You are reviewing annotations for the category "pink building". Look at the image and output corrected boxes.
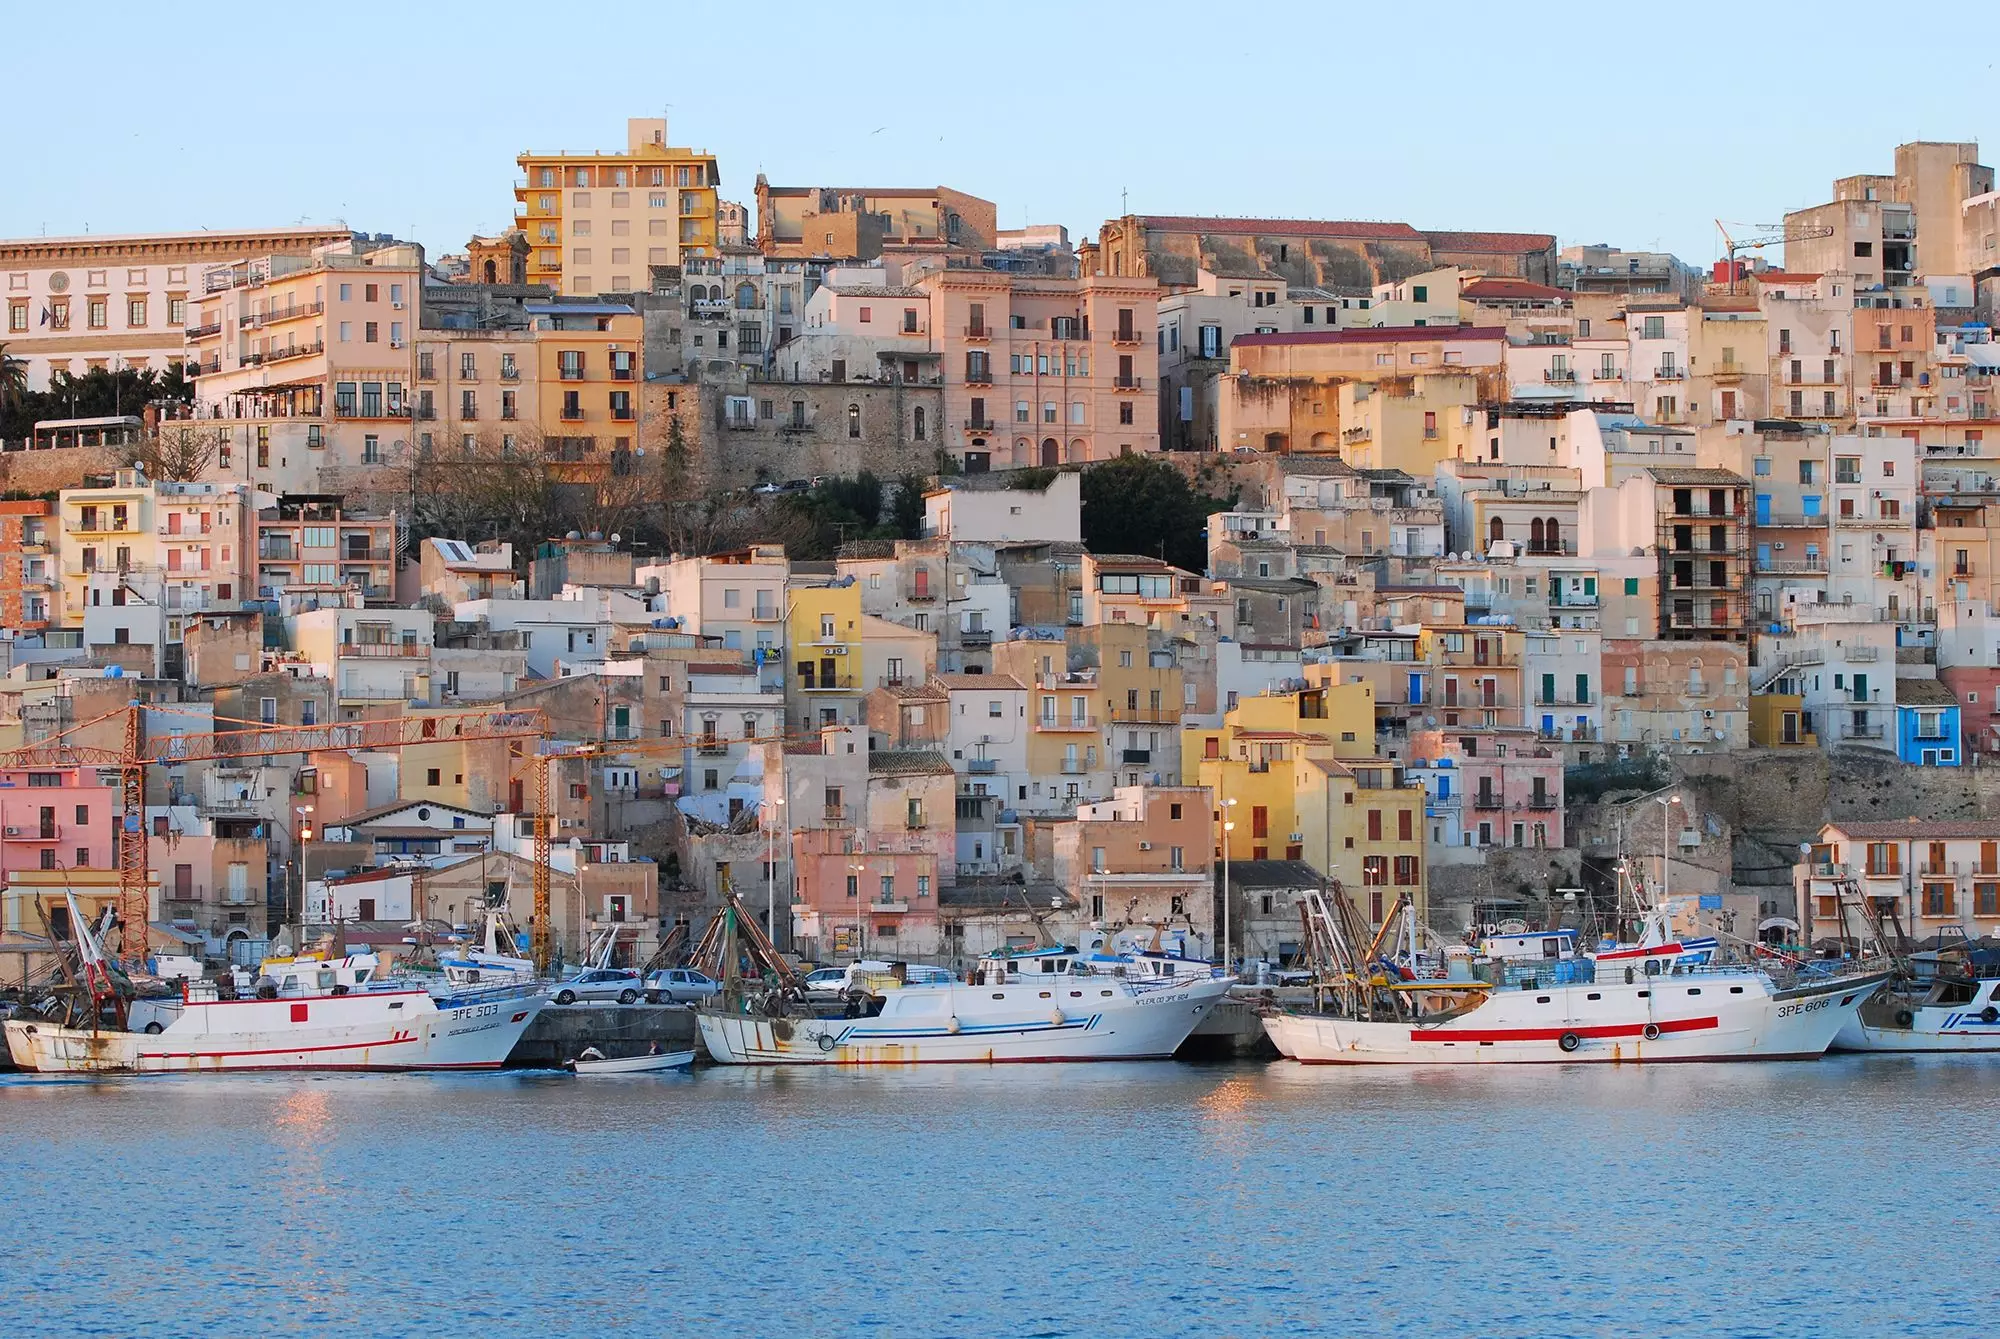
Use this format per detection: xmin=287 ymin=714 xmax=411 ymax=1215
xmin=1408 ymin=726 xmax=1563 ymax=850
xmin=791 ymin=825 xmax=940 ymax=962
xmin=0 ymin=765 xmax=117 ymax=880
xmin=925 ymin=269 xmax=1160 ymax=472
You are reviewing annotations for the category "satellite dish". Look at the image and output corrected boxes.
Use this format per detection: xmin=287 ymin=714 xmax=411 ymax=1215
xmin=609 ymin=533 xmax=622 ymax=544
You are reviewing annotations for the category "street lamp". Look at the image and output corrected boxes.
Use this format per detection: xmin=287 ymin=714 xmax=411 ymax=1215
xmin=763 ymin=793 xmax=785 ymax=950
xmin=1220 ymin=795 xmax=1239 ymax=975
xmin=1654 ymin=794 xmax=1682 ymax=909
xmin=849 ymin=860 xmax=868 ymax=962
xmin=293 ymin=805 xmax=314 ymax=935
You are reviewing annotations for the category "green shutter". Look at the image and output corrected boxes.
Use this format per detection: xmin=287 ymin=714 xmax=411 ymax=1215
xmin=1583 ymin=576 xmax=1597 ymax=595
xmin=1624 ymin=577 xmax=1639 ymax=596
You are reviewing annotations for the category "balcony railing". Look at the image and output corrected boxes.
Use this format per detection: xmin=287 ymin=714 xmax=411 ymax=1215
xmin=964 ymin=325 xmax=992 ymax=341
xmin=1542 ymin=369 xmax=1577 ymax=384
xmin=963 ymin=418 xmax=997 ymax=432
xmin=1528 ymin=796 xmax=1559 ymax=811
xmin=341 ymin=642 xmax=429 ymax=658
xmin=1037 ymin=715 xmax=1099 ymax=731
xmin=1113 ymin=375 xmax=1144 ymax=391
xmin=1109 ymin=707 xmax=1182 ymax=724
xmin=959 ymin=627 xmax=993 ymax=647
xmin=797 ymin=675 xmax=857 ymax=692
xmin=1112 ymin=330 xmax=1142 ymax=346
xmin=1655 ymin=367 xmax=1687 ymax=380
xmin=247 ymin=301 xmax=324 ymax=329
xmin=966 ymin=759 xmax=998 ymax=775
xmin=1473 ymin=796 xmax=1504 ymax=811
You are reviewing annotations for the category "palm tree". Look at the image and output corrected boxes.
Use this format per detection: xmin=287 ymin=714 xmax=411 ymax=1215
xmin=0 ymin=342 xmax=26 ymax=421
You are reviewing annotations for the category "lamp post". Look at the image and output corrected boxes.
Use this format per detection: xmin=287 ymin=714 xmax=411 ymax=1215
xmin=1654 ymin=794 xmax=1682 ymax=911
xmin=293 ymin=804 xmax=314 ymax=938
xmin=763 ymin=794 xmax=785 ymax=951
xmin=1220 ymin=795 xmax=1238 ymax=974
xmin=849 ymin=860 xmax=868 ymax=962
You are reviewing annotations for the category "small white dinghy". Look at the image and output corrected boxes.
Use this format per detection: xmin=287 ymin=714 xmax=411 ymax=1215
xmin=566 ymin=1046 xmax=695 ymax=1075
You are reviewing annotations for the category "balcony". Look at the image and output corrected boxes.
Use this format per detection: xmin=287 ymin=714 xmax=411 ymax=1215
xmin=966 ymin=759 xmax=999 ymax=775
xmin=3 ymin=824 xmax=61 ymax=842
xmin=869 ymin=899 xmax=911 ymax=915
xmin=1756 ymin=511 xmax=1824 ymax=529
xmin=798 ymin=674 xmax=857 ymax=692
xmin=1121 ymin=749 xmax=1152 ymax=765
xmin=1528 ymin=796 xmax=1558 ymax=811
xmin=1036 ymin=715 xmax=1100 ymax=732
xmin=1109 ymin=706 xmax=1181 ymax=724
xmin=1473 ymin=795 xmax=1504 ymax=811
xmin=257 ymin=543 xmax=297 ymax=562
xmin=963 ymin=417 xmax=997 ymax=433
xmin=185 ymin=321 xmax=223 ymax=340
xmin=751 ymin=604 xmax=783 ymax=622
xmin=1113 ymin=375 xmax=1144 ymax=392
xmin=1592 ymin=368 xmax=1621 ymax=380
xmin=248 ymin=302 xmax=324 ymax=329
xmin=560 ymin=407 xmax=585 ymax=421
xmin=959 ymin=627 xmax=993 ymax=648
xmin=262 ymin=341 xmax=326 ymax=366
xmin=964 ymin=325 xmax=992 ymax=342
xmin=1845 ymin=724 xmax=1887 ymax=741
xmin=1755 ymin=558 xmax=1828 ymax=574
xmin=342 ymin=546 xmax=394 ymax=563
xmin=820 ymin=805 xmax=855 ymax=825
xmin=964 ymin=365 xmax=994 ymax=387
xmin=696 ymin=738 xmax=732 ymax=756
xmin=341 ymin=642 xmax=429 ymax=658
xmin=1059 ymin=760 xmax=1093 ymax=775
xmin=1112 ymin=329 xmax=1142 ymax=347
xmin=1542 ymin=369 xmax=1577 ymax=384
xmin=1655 ymin=367 xmax=1687 ymax=381
xmin=905 ymin=584 xmax=937 ymax=603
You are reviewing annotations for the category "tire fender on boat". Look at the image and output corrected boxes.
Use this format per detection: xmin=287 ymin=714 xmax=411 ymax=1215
xmin=1642 ymin=1023 xmax=1661 ymax=1041
xmin=1049 ymin=1009 xmax=1065 ymax=1026
xmin=1982 ymin=1006 xmax=1998 ymax=1025
xmin=1557 ymin=1031 xmax=1581 ymax=1053
xmin=946 ymin=1017 xmax=961 ymax=1034
xmin=817 ymin=1031 xmax=837 ymax=1052
xmin=1895 ymin=1008 xmax=1916 ymax=1028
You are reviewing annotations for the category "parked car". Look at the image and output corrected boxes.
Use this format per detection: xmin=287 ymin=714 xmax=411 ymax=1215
xmin=549 ymin=967 xmax=643 ymax=1006
xmin=644 ymin=967 xmax=721 ymax=1005
xmin=800 ymin=966 xmax=849 ymax=999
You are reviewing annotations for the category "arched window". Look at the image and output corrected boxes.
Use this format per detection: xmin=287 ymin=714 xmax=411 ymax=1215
xmin=736 ymin=282 xmax=756 ymax=309
xmin=1263 ymin=431 xmax=1287 ymax=452
xmin=848 ymin=404 xmax=862 ymax=439
xmin=1070 ymin=439 xmax=1087 ymax=463
xmin=1545 ymin=516 xmax=1561 ymax=553
xmin=1489 ymin=516 xmax=1505 ymax=545
xmin=913 ymin=406 xmax=927 ymax=441
xmin=1040 ymin=438 xmax=1059 ymax=467
xmin=1530 ymin=517 xmax=1546 ymax=551
xmin=1013 ymin=438 xmax=1029 ymax=466
xmin=482 ymin=259 xmax=497 ymax=284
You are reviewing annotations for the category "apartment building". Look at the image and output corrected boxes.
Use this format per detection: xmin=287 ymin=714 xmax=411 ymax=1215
xmin=1085 ymin=214 xmax=1556 ymax=289
xmin=186 ymin=237 xmax=424 ymax=497
xmin=0 ymin=501 xmax=57 ymax=630
xmin=1406 ymin=726 xmax=1562 ymax=854
xmin=754 ymin=178 xmax=997 ymax=262
xmin=923 ymin=268 xmax=1161 ymax=470
xmin=2 ymin=225 xmax=348 ymax=389
xmin=57 ymin=470 xmax=255 ymax=646
xmin=253 ymin=496 xmax=396 ymax=603
xmin=1057 ymin=785 xmax=1214 ymax=945
xmin=515 ymin=117 xmax=720 ymax=292
xmin=528 ymin=299 xmax=643 ymax=481
xmin=1795 ymin=817 xmax=2000 ymax=946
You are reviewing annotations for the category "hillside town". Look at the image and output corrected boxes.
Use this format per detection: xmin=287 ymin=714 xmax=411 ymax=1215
xmin=4 ymin=121 xmax=2000 ymax=986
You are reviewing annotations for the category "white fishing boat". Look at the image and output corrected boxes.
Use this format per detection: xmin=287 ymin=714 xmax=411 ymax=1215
xmin=698 ymin=949 xmax=1232 ymax=1064
xmin=437 ymin=907 xmax=537 ymax=989
xmin=2 ymin=894 xmax=546 ymax=1075
xmin=1833 ymin=973 xmax=2000 ymax=1052
xmin=1261 ymin=888 xmax=1888 ymax=1065
xmin=568 ymin=1046 xmax=696 ymax=1074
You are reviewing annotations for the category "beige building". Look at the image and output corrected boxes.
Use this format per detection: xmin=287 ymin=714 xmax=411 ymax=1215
xmin=2 ymin=225 xmax=349 ymax=389
xmin=516 ymin=117 xmax=721 ymax=294
xmin=754 ymin=179 xmax=997 ymax=262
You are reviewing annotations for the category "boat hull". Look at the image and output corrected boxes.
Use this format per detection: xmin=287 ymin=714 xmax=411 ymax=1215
xmin=571 ymin=1050 xmax=696 ymax=1074
xmin=698 ymin=976 xmax=1231 ymax=1065
xmin=3 ymin=988 xmax=546 ymax=1074
xmin=1833 ymin=1003 xmax=2000 ymax=1052
xmin=1263 ymin=971 xmax=1885 ymax=1065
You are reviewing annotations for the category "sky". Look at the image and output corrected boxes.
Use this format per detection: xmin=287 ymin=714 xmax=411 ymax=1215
xmin=6 ymin=1 xmax=1994 ymax=270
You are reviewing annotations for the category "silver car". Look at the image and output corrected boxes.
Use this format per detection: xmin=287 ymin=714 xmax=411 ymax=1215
xmin=549 ymin=967 xmax=643 ymax=1005
xmin=644 ymin=967 xmax=720 ymax=1005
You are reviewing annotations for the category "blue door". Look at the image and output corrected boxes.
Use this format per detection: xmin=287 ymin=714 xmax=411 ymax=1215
xmin=1756 ymin=493 xmax=1772 ymax=525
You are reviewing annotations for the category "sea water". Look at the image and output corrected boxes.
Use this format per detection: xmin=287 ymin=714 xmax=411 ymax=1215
xmin=1 ymin=1055 xmax=1989 ymax=1338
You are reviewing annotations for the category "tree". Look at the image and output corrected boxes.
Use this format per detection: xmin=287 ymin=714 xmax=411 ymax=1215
xmin=1077 ymin=454 xmax=1233 ymax=572
xmin=0 ymin=343 xmax=26 ymax=424
xmin=131 ymin=424 xmax=223 ymax=481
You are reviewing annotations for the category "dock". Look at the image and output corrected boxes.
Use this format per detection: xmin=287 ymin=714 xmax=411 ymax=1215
xmin=506 ymin=1001 xmax=699 ymax=1068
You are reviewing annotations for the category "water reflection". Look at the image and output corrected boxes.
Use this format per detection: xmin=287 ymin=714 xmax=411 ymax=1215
xmin=5 ymin=1058 xmax=2000 ymax=1337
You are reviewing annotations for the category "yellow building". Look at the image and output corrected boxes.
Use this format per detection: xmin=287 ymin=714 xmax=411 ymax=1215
xmin=787 ymin=579 xmax=864 ymax=732
xmin=515 ymin=117 xmax=721 ymax=294
xmin=530 ymin=299 xmax=645 ymax=481
xmin=1183 ymin=682 xmax=1427 ymax=926
xmin=1749 ymin=692 xmax=1816 ymax=748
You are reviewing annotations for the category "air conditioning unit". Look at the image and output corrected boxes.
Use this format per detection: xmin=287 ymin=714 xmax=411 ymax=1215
xmin=1703 ymin=709 xmax=1715 ymax=719
xmin=391 ymin=301 xmax=404 ymax=310
xmin=2 ymin=827 xmax=18 ymax=837
xmin=390 ymin=339 xmax=405 ymax=349
xmin=1138 ymin=841 xmax=1152 ymax=850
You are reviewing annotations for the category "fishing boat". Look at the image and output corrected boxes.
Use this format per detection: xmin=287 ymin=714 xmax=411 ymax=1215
xmin=3 ymin=894 xmax=546 ymax=1074
xmin=568 ymin=1046 xmax=696 ymax=1074
xmin=1260 ymin=888 xmax=1888 ymax=1065
xmin=698 ymin=948 xmax=1232 ymax=1065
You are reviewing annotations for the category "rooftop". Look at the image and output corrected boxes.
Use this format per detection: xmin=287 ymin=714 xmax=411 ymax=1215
xmin=1898 ymin=679 xmax=1960 ymax=707
xmin=1644 ymin=467 xmax=1749 ymax=485
xmin=1833 ymin=819 xmax=2000 ymax=839
xmin=867 ymin=749 xmax=955 ymax=777
xmin=1132 ymin=215 xmax=1424 ymax=242
xmin=1234 ymin=325 xmax=1505 ymax=350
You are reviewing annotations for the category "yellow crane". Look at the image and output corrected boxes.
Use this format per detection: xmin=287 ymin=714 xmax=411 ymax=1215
xmin=1715 ymin=219 xmax=1836 ymax=295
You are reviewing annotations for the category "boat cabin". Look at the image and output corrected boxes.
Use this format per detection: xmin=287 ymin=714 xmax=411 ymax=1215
xmin=1480 ymin=929 xmax=1579 ymax=964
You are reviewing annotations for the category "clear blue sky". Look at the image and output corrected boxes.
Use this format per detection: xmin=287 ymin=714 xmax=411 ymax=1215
xmin=6 ymin=1 xmax=1992 ymax=269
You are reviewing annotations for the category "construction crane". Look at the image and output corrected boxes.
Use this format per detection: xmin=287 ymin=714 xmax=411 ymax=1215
xmin=0 ymin=703 xmax=546 ymax=966
xmin=510 ymin=721 xmax=852 ymax=973
xmin=1715 ymin=219 xmax=1836 ymax=295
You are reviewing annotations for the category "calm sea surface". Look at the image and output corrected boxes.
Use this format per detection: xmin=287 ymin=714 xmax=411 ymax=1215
xmin=2 ymin=1055 xmax=1992 ymax=1338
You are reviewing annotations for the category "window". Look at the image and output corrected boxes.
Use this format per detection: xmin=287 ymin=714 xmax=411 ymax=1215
xmin=126 ymin=298 xmax=146 ymax=327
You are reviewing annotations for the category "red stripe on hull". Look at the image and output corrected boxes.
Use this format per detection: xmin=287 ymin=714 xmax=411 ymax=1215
xmin=1408 ymin=1015 xmax=1719 ymax=1044
xmin=1295 ymin=1051 xmax=1823 ymax=1066
xmin=148 ymin=1033 xmax=422 ymax=1061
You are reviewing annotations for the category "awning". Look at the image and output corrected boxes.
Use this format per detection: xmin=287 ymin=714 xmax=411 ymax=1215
xmin=1758 ymin=916 xmax=1802 ymax=933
